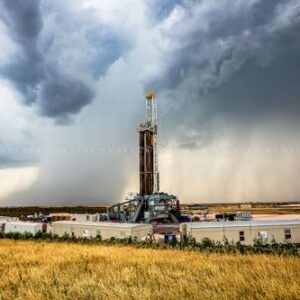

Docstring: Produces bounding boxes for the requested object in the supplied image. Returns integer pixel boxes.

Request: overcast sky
[0,0,300,205]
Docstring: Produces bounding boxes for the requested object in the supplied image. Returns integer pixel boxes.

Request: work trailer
[52,221,152,241]
[180,219,300,245]
[4,222,44,235]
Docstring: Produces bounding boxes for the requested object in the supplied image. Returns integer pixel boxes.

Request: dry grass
[0,240,299,300]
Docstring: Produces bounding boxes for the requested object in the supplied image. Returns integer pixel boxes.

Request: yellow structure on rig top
[145,91,156,100]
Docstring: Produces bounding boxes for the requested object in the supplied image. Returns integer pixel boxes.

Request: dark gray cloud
[0,0,128,122]
[1,0,43,105]
[144,0,300,146]
[1,0,42,43]
[38,72,94,119]
[1,0,300,204]
[147,0,300,90]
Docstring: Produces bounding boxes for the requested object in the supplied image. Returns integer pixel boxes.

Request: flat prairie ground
[0,240,299,300]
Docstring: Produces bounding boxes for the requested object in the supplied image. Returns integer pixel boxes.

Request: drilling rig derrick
[139,91,159,196]
[108,92,180,224]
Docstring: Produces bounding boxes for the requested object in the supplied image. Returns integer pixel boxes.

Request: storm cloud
[0,0,128,121]
[144,0,300,90]
[1,0,300,204]
[141,0,300,146]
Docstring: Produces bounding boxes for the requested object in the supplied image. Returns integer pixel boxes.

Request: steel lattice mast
[139,92,159,196]
[146,91,159,193]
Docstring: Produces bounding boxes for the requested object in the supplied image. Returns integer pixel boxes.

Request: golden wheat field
[0,240,299,300]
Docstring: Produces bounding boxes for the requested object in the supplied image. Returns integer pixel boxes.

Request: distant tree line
[0,206,107,218]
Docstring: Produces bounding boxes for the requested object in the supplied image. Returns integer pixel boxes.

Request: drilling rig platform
[108,92,181,224]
